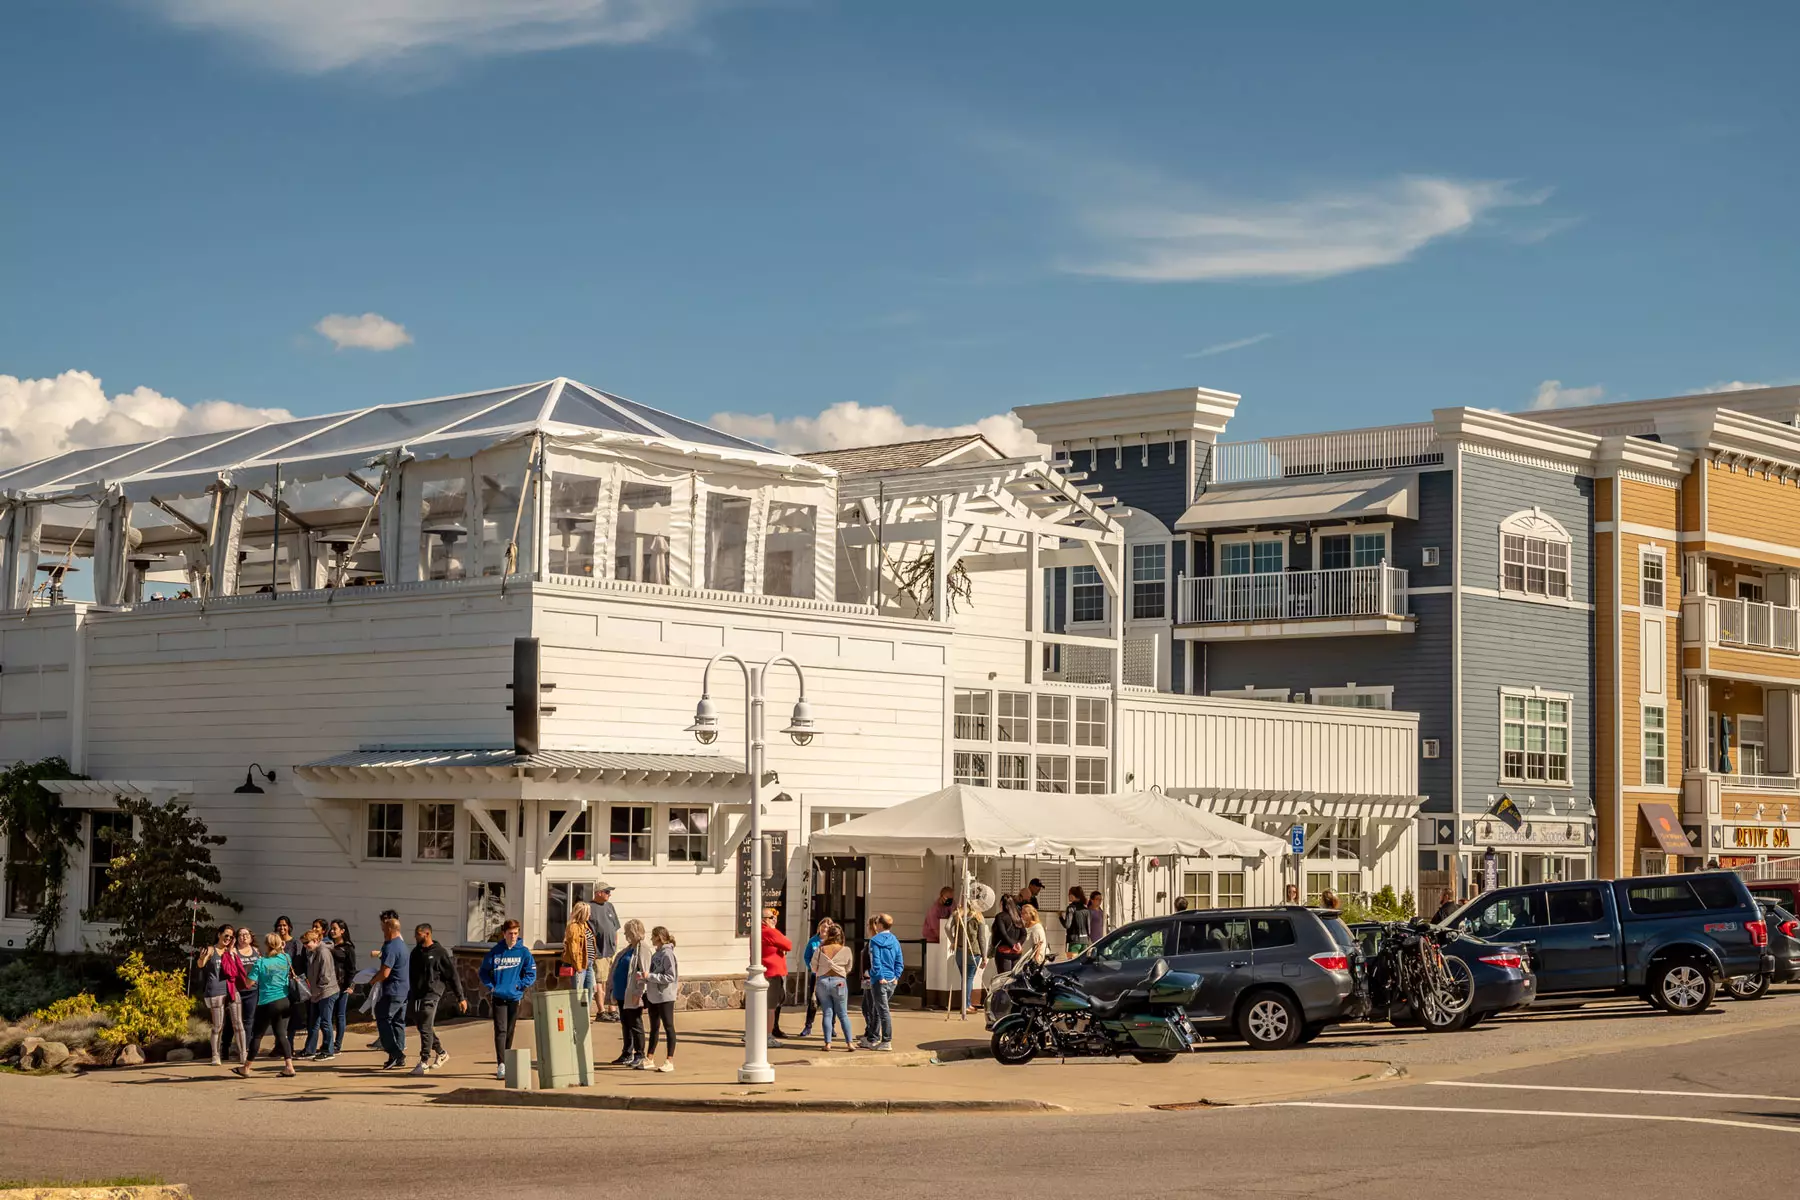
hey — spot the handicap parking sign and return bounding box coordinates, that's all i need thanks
[1290,824,1305,854]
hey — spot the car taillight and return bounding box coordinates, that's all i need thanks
[1748,919,1768,947]
[1479,952,1525,970]
[1310,952,1350,972]
[1782,920,1799,938]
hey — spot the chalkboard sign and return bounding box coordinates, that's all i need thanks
[736,830,790,937]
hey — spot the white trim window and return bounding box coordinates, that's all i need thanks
[1036,755,1070,793]
[954,751,991,787]
[1036,694,1070,745]
[1071,564,1105,623]
[546,807,594,862]
[1074,757,1107,794]
[1738,715,1767,776]
[467,807,513,864]
[1311,684,1395,710]
[1500,509,1572,600]
[609,805,652,862]
[996,753,1029,790]
[1642,705,1667,786]
[1502,689,1572,785]
[997,692,1031,743]
[1218,537,1285,576]
[366,802,403,861]
[1075,697,1107,747]
[667,807,710,863]
[1130,544,1167,620]
[953,689,991,741]
[1640,548,1666,610]
[465,880,507,943]
[1318,530,1388,571]
[416,802,456,861]
[85,811,133,922]
[546,880,596,944]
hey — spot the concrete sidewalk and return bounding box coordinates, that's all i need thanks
[79,1004,1396,1115]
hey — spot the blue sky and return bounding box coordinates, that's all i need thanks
[3,1,1796,458]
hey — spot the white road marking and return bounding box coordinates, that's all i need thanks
[1252,1101,1800,1135]
[1429,1080,1800,1104]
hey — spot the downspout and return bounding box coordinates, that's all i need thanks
[1611,470,1625,878]
[1451,445,1465,895]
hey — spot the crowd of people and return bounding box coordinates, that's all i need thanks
[189,876,1118,1080]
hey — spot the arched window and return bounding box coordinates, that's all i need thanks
[1119,509,1172,622]
[1498,508,1571,600]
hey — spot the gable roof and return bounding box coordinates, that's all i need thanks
[800,434,1001,475]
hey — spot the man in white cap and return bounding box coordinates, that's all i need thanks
[592,882,622,1021]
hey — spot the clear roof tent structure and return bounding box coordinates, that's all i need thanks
[0,377,810,501]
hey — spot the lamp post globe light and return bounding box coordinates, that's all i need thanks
[685,652,815,1085]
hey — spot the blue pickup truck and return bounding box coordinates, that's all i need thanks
[1444,872,1772,1015]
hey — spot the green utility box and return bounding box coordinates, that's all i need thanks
[532,988,594,1089]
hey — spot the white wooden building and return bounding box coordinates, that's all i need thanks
[0,378,1421,990]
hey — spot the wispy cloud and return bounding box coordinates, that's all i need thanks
[146,0,710,72]
[1069,176,1551,283]
[1185,333,1274,359]
[1530,379,1608,410]
[314,312,413,351]
[1694,379,1783,394]
[710,402,1046,458]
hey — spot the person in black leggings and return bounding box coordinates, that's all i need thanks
[637,926,679,1073]
[240,932,297,1077]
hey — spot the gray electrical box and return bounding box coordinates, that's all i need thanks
[532,988,594,1089]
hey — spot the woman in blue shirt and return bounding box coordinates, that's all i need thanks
[238,932,297,1078]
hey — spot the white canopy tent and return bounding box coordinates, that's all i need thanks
[807,784,1288,860]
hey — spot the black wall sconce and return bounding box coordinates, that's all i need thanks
[235,764,277,794]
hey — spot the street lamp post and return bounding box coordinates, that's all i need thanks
[687,652,815,1085]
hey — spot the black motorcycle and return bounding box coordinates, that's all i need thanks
[988,957,1200,1066]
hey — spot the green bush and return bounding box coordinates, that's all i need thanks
[31,992,101,1023]
[0,958,89,1021]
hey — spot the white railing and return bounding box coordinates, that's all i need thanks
[1720,773,1800,792]
[1178,564,1409,625]
[1689,595,1800,654]
[1207,423,1442,486]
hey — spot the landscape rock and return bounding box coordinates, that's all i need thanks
[165,1047,196,1063]
[114,1042,146,1067]
[19,1035,44,1062]
[24,1040,71,1070]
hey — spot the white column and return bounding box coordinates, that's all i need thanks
[206,483,245,598]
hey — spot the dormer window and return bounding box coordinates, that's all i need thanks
[1499,508,1571,600]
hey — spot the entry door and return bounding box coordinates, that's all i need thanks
[811,856,867,993]
[1535,884,1619,990]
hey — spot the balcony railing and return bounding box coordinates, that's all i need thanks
[1179,564,1409,625]
[1207,423,1442,487]
[1686,595,1800,654]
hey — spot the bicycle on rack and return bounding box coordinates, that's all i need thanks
[1354,919,1476,1032]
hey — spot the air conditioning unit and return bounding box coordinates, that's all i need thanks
[1422,547,1441,567]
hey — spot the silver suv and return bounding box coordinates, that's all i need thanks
[988,906,1360,1049]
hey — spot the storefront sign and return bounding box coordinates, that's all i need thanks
[736,830,789,937]
[1473,818,1590,847]
[1731,826,1793,850]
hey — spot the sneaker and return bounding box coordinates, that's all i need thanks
[767,1037,784,1048]
[656,1061,674,1074]
[382,1058,405,1070]
[411,1062,429,1076]
[634,1059,655,1071]
[798,1026,814,1038]
[495,1064,506,1081]
[877,1042,893,1051]
[310,1051,330,1062]
[435,1050,449,1068]
[210,1055,222,1067]
[367,1038,383,1049]
[609,1053,632,1066]
[324,1052,339,1062]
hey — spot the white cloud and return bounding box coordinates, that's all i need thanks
[1529,379,1608,411]
[0,370,292,467]
[1068,176,1549,283]
[710,401,1047,459]
[314,312,413,351]
[1185,333,1273,359]
[1695,380,1773,393]
[148,0,705,71]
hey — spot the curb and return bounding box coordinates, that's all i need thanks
[432,1087,1064,1114]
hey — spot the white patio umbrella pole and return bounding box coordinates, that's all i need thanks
[687,652,817,1087]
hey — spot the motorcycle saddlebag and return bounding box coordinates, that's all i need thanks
[1104,1017,1189,1051]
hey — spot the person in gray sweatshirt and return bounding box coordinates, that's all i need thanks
[636,926,680,1074]
[300,927,341,1059]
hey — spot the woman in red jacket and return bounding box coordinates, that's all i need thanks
[760,907,793,1045]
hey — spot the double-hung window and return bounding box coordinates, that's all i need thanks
[1131,544,1166,619]
[1036,694,1070,744]
[667,808,710,863]
[996,692,1031,742]
[1643,705,1667,786]
[1502,691,1572,784]
[1075,697,1107,747]
[610,806,652,862]
[1641,551,1665,610]
[953,689,990,740]
[1500,511,1572,600]
[366,803,403,861]
[1071,565,1105,623]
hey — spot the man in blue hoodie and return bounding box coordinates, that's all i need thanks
[479,919,539,1081]
[860,912,904,1051]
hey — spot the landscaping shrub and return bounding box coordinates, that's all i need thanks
[0,958,89,1021]
[31,992,101,1023]
[95,952,193,1048]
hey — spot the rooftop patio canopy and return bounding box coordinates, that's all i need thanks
[806,784,1288,860]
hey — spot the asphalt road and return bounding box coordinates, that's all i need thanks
[5,1004,1798,1198]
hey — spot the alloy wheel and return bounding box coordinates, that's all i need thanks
[1663,964,1707,1010]
[1247,998,1291,1043]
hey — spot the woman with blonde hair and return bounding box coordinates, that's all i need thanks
[609,918,649,1068]
[810,921,855,1051]
[1018,905,1048,967]
[562,900,595,1004]
[636,925,680,1073]
[240,931,298,1078]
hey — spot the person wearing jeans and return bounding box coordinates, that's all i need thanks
[861,912,904,1050]
[479,920,538,1081]
[810,922,855,1051]
[372,915,410,1069]
[323,920,356,1060]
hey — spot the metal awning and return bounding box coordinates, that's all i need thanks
[1173,787,1426,821]
[296,748,759,787]
[1176,473,1418,531]
[37,779,193,808]
[1640,801,1696,855]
